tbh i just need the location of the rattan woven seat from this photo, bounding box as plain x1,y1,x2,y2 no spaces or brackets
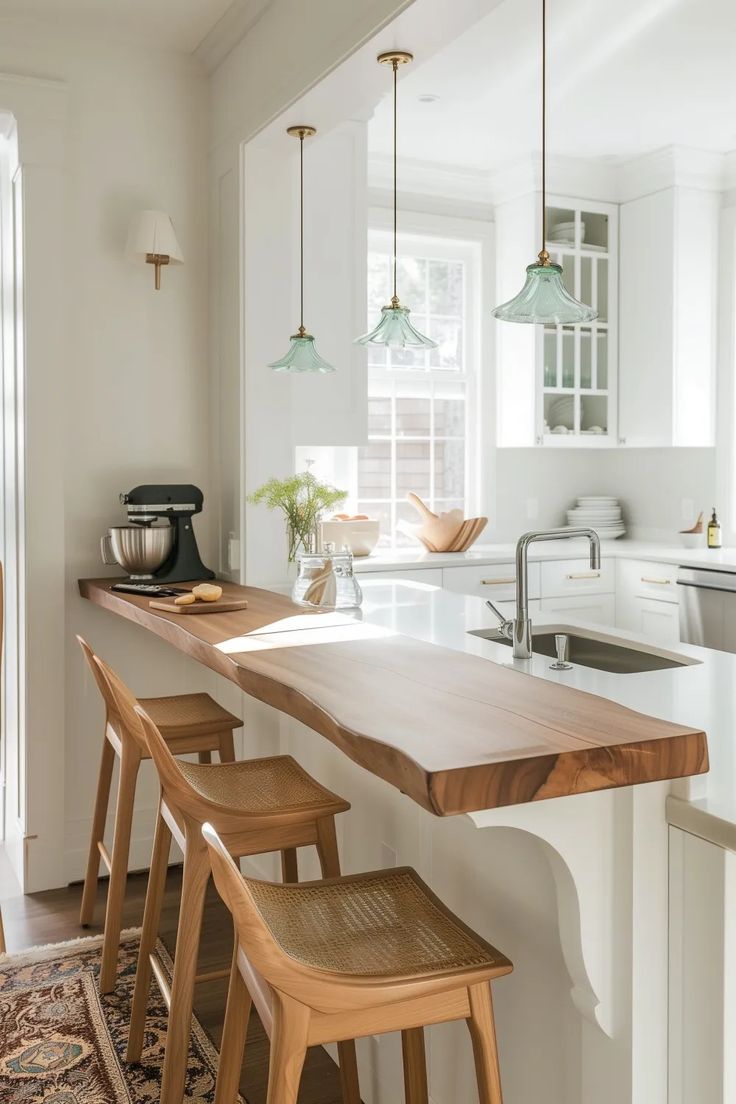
246,867,508,980
76,637,242,996
141,692,241,739
177,755,348,817
205,827,513,1104
90,658,356,1104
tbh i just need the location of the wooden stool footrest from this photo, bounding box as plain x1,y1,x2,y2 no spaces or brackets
150,953,172,1011
96,841,112,875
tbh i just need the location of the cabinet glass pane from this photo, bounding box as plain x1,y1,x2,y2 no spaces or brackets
544,331,557,387
581,211,608,250
580,331,592,389
580,257,592,313
547,207,575,247
561,253,575,296
597,334,608,389
544,393,574,434
597,259,608,323
561,330,575,388
581,394,608,434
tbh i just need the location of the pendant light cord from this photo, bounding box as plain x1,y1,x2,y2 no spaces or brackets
392,58,399,307
299,131,306,335
539,0,550,266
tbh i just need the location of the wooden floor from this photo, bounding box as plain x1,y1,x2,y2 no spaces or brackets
0,866,348,1104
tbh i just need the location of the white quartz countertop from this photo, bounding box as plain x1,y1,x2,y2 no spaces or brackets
353,579,736,847
352,538,736,572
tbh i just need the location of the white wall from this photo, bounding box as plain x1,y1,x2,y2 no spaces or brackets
0,23,229,889
492,447,717,542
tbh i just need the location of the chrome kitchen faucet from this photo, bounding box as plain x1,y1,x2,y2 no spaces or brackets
486,527,601,660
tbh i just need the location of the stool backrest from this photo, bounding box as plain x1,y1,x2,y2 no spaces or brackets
92,653,238,826
77,636,148,754
203,821,314,998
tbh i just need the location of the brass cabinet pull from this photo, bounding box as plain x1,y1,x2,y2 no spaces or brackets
565,571,601,580
640,576,671,586
481,577,516,586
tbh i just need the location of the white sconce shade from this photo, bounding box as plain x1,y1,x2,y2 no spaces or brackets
126,209,183,290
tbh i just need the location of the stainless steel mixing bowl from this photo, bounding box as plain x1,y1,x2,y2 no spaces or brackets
101,525,174,578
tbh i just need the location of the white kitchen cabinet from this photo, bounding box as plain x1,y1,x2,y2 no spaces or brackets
540,593,616,626
540,557,615,599
618,186,718,447
442,562,540,602
496,192,618,448
616,558,681,645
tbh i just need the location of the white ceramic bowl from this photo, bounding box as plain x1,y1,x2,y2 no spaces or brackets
319,518,380,557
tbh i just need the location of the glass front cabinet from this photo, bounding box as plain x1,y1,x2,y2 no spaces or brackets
495,193,618,448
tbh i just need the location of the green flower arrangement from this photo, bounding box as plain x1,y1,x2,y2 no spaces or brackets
247,472,347,562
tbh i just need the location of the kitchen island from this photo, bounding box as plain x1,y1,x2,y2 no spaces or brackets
79,576,721,1104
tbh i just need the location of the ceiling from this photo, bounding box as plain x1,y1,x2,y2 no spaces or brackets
0,0,239,52
368,0,736,173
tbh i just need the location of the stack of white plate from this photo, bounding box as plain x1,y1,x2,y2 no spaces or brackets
548,219,584,245
566,496,626,539
547,395,575,430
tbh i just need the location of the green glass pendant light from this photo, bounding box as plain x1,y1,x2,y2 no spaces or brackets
493,0,597,325
356,51,437,350
270,125,335,373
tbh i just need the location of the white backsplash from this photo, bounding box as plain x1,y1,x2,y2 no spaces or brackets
492,447,717,542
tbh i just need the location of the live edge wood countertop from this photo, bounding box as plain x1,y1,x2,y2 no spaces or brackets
78,578,708,817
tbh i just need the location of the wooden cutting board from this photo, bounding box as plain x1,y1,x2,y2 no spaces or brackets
149,598,249,615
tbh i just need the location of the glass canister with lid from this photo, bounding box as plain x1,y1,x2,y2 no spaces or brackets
292,543,363,609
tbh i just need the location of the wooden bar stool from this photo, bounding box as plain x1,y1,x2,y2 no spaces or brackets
92,658,359,1104
204,823,513,1104
77,636,243,994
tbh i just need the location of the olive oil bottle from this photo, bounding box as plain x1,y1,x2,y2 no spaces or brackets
707,507,722,549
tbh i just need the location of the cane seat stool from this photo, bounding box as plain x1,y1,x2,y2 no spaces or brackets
203,823,512,1104
92,658,358,1104
77,636,243,994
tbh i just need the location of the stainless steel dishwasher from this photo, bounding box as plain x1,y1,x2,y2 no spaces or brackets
677,566,736,651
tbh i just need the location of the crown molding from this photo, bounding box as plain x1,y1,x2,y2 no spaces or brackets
368,151,493,205
368,185,494,224
193,0,272,72
369,145,733,211
616,146,725,203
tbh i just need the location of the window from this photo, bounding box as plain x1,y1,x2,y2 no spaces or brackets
357,229,480,546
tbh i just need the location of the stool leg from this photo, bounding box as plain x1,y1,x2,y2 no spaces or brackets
126,804,173,1062
281,849,299,883
99,740,141,994
80,736,115,926
402,1028,429,1104
214,943,252,1104
159,833,211,1104
266,993,310,1104
315,816,341,877
467,982,504,1104
315,817,361,1104
218,729,236,763
198,750,212,764
0,906,6,954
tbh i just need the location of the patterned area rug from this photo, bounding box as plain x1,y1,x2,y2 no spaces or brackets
0,929,225,1103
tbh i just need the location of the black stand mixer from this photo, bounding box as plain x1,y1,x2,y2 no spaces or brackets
104,484,215,593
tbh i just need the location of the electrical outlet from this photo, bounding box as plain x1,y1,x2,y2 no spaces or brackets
681,498,695,523
526,497,539,520
228,533,240,572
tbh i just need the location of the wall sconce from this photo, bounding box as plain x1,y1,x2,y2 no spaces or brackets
126,210,183,290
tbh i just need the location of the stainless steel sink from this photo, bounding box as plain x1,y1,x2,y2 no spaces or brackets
469,627,697,674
